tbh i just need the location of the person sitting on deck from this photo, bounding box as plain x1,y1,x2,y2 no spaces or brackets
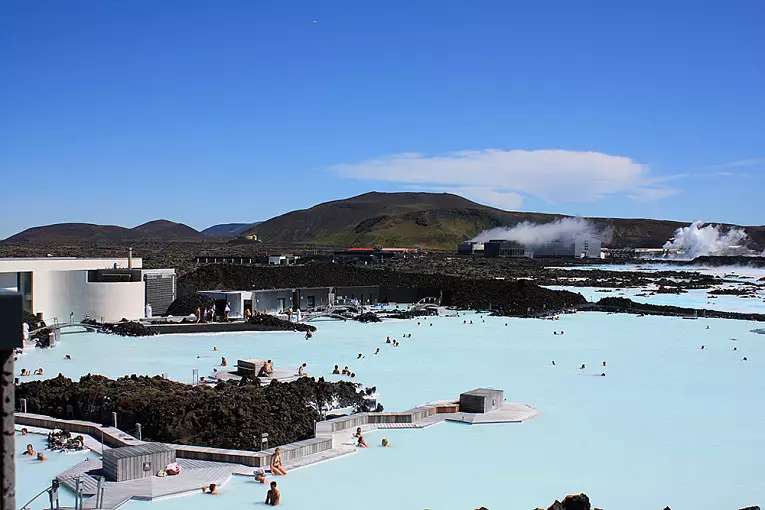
165,463,181,475
201,483,219,494
23,444,34,455
254,469,268,484
265,481,280,505
298,363,308,376
357,435,368,448
270,447,288,475
332,365,340,374
354,427,363,438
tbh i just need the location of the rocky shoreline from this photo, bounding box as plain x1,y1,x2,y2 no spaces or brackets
581,297,765,322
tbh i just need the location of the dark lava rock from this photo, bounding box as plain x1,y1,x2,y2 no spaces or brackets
166,293,214,317
247,313,316,332
553,493,591,510
105,321,155,337
584,297,765,322
354,312,381,323
384,309,437,319
739,506,761,510
17,374,375,450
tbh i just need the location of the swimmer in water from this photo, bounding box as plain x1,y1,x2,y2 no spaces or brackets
743,357,748,361
602,361,606,367
375,348,380,355
381,438,390,447
700,346,705,350
551,360,556,366
386,336,391,343
65,354,71,360
332,365,340,374
579,364,585,369
357,353,363,359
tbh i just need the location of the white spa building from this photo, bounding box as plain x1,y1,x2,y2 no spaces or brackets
0,255,175,323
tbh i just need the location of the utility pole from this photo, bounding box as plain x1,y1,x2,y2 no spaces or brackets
1,291,23,510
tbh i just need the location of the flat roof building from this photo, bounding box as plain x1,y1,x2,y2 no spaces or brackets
0,257,175,322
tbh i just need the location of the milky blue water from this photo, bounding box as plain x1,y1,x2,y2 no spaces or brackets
14,431,95,508
15,307,765,509
544,285,765,314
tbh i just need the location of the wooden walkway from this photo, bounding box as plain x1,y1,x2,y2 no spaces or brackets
57,458,235,509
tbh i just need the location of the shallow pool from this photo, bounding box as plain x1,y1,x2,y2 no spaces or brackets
15,310,765,509
14,431,96,509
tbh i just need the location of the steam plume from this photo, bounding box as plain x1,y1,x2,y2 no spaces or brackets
663,221,749,258
472,218,610,245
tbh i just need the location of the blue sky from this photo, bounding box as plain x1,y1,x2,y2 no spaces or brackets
1,1,763,238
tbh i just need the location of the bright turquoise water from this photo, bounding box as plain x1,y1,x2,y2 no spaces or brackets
15,309,765,509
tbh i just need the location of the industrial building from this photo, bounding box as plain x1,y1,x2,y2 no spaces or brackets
483,240,529,258
0,255,175,322
530,237,601,259
459,236,602,259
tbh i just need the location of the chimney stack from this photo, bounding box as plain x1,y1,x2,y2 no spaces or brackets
128,247,133,269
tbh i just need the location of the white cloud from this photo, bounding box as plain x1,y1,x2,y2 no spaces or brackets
333,149,677,205
712,158,765,169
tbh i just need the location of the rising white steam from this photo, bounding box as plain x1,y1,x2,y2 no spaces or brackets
663,221,750,258
472,218,609,245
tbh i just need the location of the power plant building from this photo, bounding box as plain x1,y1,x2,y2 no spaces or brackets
459,236,601,259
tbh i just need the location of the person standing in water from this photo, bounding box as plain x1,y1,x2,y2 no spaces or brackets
265,481,280,505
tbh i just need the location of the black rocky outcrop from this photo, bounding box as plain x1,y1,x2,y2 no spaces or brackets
354,312,382,323
583,297,765,322
165,293,214,317
16,374,374,450
247,313,316,332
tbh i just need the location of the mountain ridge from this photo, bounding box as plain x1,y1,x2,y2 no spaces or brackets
247,192,765,249
5,220,202,243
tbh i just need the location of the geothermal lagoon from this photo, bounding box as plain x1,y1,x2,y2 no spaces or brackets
15,266,765,509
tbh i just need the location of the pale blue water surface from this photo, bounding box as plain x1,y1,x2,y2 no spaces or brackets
15,297,765,508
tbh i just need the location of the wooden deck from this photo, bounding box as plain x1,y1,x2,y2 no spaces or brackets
57,458,235,509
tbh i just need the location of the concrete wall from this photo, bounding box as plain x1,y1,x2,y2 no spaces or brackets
34,270,145,322
253,289,295,313
295,287,331,309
